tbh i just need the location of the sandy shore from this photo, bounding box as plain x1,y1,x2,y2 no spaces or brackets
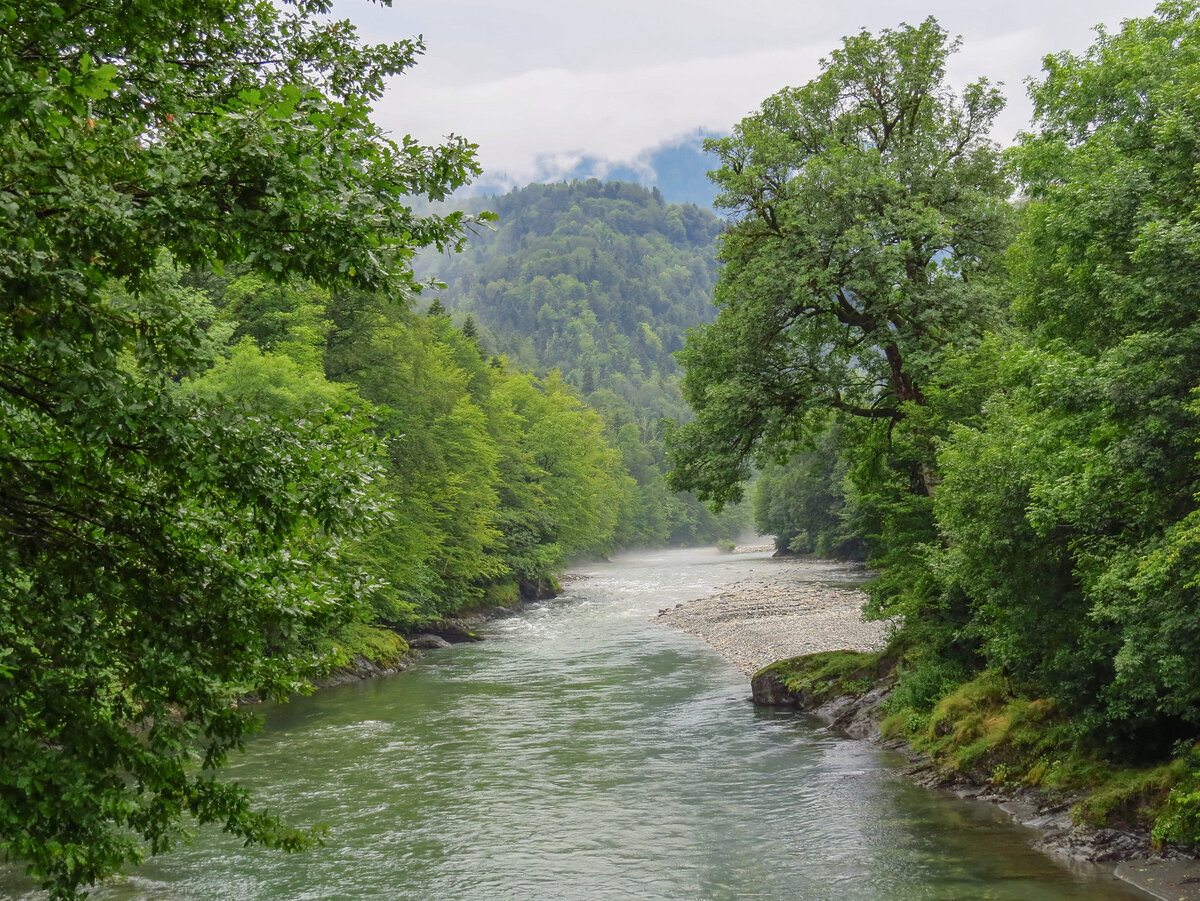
651,550,891,675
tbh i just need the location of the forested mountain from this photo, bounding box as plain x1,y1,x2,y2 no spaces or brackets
418,180,748,546
419,180,720,417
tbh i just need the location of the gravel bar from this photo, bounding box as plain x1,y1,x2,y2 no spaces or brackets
651,550,892,675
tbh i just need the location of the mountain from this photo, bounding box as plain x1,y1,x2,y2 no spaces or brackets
466,131,724,209
416,179,749,545
418,179,722,422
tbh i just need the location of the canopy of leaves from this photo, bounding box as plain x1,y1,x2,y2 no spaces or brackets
0,0,481,896
666,18,1012,507
753,422,863,559
320,290,634,614
689,7,1200,815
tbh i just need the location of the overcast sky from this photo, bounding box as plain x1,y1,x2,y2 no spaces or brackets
336,0,1161,188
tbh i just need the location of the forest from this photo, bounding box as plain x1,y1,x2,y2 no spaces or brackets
0,2,752,896
416,179,749,548
668,2,1200,850
6,0,1200,897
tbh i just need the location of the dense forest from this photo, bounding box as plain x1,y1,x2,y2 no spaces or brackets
669,4,1200,848
0,3,703,897
417,180,749,547
420,181,718,418
9,0,1200,897
194,271,632,615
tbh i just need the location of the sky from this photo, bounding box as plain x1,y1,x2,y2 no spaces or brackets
335,0,1162,191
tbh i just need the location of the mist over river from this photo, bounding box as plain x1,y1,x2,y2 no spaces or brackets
4,548,1148,900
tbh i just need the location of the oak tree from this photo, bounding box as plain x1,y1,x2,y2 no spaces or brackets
667,19,1011,505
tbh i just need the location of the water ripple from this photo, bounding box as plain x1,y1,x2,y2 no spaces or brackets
1,549,1149,901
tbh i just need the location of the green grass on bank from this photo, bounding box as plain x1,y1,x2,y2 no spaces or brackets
316,622,411,675
756,650,893,703
761,650,1200,848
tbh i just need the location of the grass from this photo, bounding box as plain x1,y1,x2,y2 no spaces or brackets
483,579,521,606
317,621,410,674
765,652,1200,846
756,650,892,703
880,669,1200,841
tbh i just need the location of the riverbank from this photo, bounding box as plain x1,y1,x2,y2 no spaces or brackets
313,602,528,688
651,549,1200,901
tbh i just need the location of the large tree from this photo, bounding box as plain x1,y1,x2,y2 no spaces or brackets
667,19,1011,505
0,1,479,896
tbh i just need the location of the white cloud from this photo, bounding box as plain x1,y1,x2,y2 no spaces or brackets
377,44,829,184
344,0,1164,188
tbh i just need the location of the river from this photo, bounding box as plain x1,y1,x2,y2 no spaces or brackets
5,548,1148,900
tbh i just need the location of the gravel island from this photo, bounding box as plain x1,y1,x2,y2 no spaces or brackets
651,548,891,675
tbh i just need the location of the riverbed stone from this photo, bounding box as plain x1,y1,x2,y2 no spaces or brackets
750,669,799,706
408,634,453,649
653,557,889,675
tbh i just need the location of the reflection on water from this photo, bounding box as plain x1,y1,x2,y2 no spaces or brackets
3,549,1147,900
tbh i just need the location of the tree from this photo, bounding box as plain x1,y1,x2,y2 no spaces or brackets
666,18,1011,506
932,0,1200,749
0,1,480,896
488,369,631,594
753,423,862,559
326,292,507,623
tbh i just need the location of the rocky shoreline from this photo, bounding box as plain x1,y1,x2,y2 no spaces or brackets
653,549,1200,901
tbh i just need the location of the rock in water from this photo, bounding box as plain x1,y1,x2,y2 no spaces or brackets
409,634,453,650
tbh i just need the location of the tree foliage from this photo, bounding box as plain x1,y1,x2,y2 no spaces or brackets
321,289,634,615
667,18,1012,506
0,0,482,895
753,423,862,559
936,0,1200,747
674,5,1200,833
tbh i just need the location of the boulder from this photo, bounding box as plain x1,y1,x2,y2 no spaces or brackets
751,669,801,706
408,634,453,650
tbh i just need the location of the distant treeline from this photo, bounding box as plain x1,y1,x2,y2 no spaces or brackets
419,179,749,548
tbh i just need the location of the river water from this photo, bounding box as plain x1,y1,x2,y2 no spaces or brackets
6,549,1148,900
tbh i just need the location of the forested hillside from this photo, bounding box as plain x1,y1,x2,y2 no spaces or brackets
418,180,748,546
190,270,632,617
0,4,690,896
669,6,1200,846
419,181,719,417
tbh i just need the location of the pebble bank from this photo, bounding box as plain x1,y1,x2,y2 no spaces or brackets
651,547,890,675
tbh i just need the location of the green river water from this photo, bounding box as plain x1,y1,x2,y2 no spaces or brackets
5,548,1150,900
